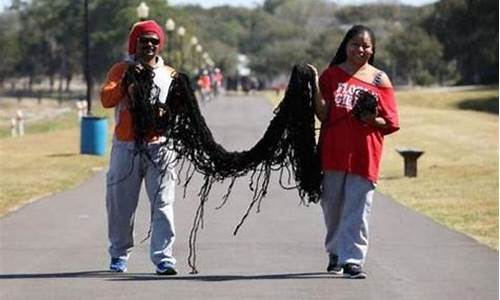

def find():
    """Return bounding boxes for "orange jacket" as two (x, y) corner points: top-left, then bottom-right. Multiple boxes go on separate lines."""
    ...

(100, 61), (175, 142)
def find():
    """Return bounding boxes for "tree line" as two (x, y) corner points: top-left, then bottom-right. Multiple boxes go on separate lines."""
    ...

(0, 0), (497, 91)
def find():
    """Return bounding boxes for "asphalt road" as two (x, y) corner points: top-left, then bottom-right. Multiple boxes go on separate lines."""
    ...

(0, 93), (497, 299)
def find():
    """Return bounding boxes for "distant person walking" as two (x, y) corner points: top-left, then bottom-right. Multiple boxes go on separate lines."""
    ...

(197, 70), (212, 103)
(309, 24), (399, 279)
(100, 20), (178, 276)
(211, 68), (224, 97)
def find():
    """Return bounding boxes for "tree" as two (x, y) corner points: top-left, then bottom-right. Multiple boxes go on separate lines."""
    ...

(306, 29), (344, 71)
(262, 0), (287, 14)
(387, 27), (444, 85)
(0, 11), (21, 87)
(424, 0), (499, 84)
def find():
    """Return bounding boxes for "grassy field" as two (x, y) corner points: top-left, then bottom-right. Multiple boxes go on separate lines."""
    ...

(0, 98), (111, 215)
(0, 87), (498, 250)
(0, 98), (76, 138)
(379, 87), (498, 249)
(266, 86), (499, 250)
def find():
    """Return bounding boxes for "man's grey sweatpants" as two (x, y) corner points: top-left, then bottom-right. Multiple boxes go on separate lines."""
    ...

(106, 140), (177, 266)
(321, 171), (375, 266)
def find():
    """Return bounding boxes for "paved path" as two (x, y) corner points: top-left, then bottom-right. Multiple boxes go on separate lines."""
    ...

(1, 94), (498, 299)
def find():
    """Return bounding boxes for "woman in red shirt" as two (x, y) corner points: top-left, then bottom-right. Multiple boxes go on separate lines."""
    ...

(310, 25), (399, 279)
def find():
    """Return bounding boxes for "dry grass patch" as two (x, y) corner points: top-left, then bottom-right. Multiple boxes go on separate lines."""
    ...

(0, 128), (109, 216)
(0, 99), (111, 216)
(380, 87), (498, 249)
(395, 86), (498, 112)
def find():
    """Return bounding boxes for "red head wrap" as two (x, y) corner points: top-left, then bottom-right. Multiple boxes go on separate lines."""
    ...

(128, 20), (166, 55)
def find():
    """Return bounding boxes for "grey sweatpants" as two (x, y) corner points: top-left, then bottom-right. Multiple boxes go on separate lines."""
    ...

(106, 140), (177, 266)
(321, 171), (375, 266)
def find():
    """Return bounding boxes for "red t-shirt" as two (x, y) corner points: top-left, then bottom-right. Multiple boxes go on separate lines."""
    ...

(198, 75), (211, 90)
(319, 66), (399, 182)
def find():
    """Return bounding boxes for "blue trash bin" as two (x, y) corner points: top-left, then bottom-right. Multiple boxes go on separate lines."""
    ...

(80, 116), (108, 156)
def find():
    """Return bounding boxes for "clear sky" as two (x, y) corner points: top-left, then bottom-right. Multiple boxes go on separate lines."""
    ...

(0, 0), (438, 12)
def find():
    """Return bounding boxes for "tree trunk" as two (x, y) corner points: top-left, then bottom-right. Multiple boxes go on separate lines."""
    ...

(407, 74), (413, 86)
(28, 75), (34, 92)
(58, 75), (64, 92)
(49, 75), (55, 93)
(65, 73), (72, 92)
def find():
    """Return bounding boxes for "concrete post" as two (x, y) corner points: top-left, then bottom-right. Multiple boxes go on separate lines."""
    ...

(16, 110), (24, 137)
(10, 118), (17, 137)
(396, 149), (424, 177)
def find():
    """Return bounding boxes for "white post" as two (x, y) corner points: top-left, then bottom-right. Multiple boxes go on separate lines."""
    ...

(81, 100), (88, 117)
(10, 118), (17, 137)
(76, 101), (84, 120)
(16, 110), (24, 136)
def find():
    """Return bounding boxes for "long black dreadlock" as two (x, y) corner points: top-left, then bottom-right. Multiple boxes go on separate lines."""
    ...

(122, 63), (322, 274)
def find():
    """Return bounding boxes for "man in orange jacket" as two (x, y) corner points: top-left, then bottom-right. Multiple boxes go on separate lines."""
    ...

(101, 20), (178, 275)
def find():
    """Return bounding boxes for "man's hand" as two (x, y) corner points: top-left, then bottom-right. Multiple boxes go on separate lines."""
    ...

(158, 107), (167, 117)
(127, 83), (135, 96)
(132, 62), (145, 75)
(122, 62), (145, 96)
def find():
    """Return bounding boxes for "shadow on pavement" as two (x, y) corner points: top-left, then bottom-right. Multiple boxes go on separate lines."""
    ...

(0, 271), (343, 281)
(111, 272), (340, 281)
(0, 271), (120, 279)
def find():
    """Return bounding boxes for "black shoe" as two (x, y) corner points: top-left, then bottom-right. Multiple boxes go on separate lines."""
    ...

(326, 254), (343, 275)
(343, 263), (367, 279)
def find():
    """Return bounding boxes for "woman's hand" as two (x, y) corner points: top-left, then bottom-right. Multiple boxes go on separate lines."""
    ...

(360, 106), (378, 123)
(361, 112), (387, 128)
(307, 64), (328, 122)
(361, 113), (376, 123)
(307, 64), (319, 86)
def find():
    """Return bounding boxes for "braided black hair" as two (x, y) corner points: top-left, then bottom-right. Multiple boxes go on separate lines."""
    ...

(352, 89), (378, 120)
(122, 63), (322, 274)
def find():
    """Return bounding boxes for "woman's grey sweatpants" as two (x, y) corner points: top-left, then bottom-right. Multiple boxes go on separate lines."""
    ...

(106, 140), (177, 266)
(321, 171), (375, 266)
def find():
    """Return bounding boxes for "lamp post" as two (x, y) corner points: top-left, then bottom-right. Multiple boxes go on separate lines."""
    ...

(195, 44), (203, 70)
(206, 58), (214, 67)
(190, 36), (198, 46)
(83, 0), (91, 115)
(177, 26), (185, 69)
(202, 52), (210, 70)
(137, 2), (149, 21)
(165, 18), (175, 60)
(190, 36), (198, 71)
(80, 0), (108, 156)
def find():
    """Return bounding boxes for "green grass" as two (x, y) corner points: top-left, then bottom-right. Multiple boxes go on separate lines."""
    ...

(0, 97), (110, 138)
(0, 112), (76, 138)
(394, 86), (498, 112)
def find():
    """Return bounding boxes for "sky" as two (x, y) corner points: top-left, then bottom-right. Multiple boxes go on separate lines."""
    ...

(0, 0), (439, 12)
